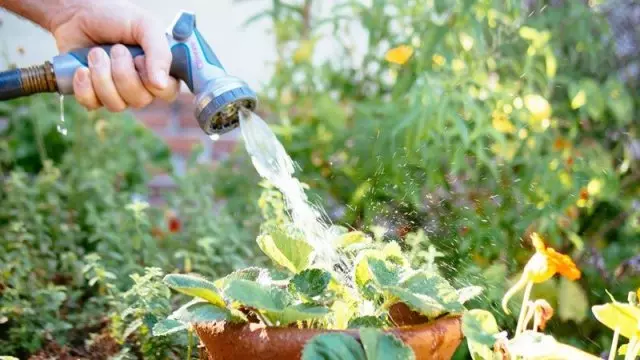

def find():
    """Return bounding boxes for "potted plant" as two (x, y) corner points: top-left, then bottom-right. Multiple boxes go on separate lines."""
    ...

(152, 190), (482, 360)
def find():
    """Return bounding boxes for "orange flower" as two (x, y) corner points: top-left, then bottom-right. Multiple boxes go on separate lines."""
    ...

(503, 233), (581, 315)
(385, 45), (414, 65)
(531, 233), (581, 281)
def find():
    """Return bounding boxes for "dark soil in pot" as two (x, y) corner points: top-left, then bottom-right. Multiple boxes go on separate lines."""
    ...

(194, 304), (463, 360)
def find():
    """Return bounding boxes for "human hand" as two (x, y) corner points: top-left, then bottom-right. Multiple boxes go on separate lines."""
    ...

(48, 0), (180, 111)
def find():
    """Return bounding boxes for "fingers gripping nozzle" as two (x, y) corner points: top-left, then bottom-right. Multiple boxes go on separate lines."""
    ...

(167, 11), (257, 135)
(0, 11), (257, 136)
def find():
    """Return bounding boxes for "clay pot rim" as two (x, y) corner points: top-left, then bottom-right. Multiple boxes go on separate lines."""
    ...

(194, 314), (462, 335)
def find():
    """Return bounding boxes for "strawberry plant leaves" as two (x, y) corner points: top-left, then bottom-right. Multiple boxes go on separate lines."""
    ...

(214, 267), (266, 289)
(360, 328), (415, 360)
(152, 319), (186, 337)
(347, 316), (389, 329)
(367, 258), (403, 287)
(257, 228), (313, 273)
(170, 299), (235, 324)
(386, 287), (447, 319)
(457, 286), (484, 304)
(163, 274), (225, 307)
(290, 269), (332, 298)
(280, 303), (330, 325)
(462, 309), (500, 360)
(334, 231), (371, 249)
(224, 279), (290, 312)
(400, 272), (464, 313)
(302, 333), (366, 360)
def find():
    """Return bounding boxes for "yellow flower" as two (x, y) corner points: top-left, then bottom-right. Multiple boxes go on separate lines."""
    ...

(524, 94), (552, 132)
(385, 45), (414, 65)
(492, 110), (516, 134)
(502, 233), (581, 314)
(592, 301), (640, 339)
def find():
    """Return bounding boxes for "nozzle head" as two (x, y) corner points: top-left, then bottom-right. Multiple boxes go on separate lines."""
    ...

(195, 76), (257, 135)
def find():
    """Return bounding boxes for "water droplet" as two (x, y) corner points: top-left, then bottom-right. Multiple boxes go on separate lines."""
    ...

(58, 95), (67, 136)
(209, 133), (220, 141)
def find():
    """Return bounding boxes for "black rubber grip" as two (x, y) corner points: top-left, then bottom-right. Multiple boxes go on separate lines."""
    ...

(68, 45), (145, 67)
(0, 68), (25, 101)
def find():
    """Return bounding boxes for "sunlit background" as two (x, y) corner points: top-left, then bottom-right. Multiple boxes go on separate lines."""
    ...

(0, 0), (638, 359)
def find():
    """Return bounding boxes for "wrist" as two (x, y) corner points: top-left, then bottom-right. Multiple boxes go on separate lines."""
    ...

(0, 0), (84, 32)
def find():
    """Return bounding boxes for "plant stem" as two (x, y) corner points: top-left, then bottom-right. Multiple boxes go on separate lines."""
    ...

(624, 337), (638, 360)
(608, 327), (619, 360)
(186, 328), (193, 360)
(515, 281), (533, 336)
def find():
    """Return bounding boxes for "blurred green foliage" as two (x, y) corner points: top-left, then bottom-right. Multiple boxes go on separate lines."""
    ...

(0, 96), (260, 358)
(223, 0), (639, 356)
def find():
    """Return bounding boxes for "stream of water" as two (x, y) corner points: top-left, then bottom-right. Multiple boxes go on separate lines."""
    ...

(238, 109), (350, 277)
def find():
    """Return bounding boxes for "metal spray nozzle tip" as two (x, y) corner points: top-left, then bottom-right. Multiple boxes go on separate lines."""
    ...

(195, 76), (257, 135)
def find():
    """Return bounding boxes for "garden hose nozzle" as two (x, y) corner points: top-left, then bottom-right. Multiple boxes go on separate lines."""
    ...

(0, 11), (258, 136)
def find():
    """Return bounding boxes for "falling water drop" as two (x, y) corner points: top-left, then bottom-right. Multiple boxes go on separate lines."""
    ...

(209, 133), (220, 142)
(57, 95), (68, 136)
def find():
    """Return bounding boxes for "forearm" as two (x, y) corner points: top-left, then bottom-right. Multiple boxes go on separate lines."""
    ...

(0, 0), (78, 32)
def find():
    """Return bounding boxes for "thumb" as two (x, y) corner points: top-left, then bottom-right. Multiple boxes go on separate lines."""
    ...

(133, 17), (171, 90)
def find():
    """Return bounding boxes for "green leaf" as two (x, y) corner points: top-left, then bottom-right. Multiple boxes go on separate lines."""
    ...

(386, 287), (448, 319)
(225, 279), (289, 312)
(334, 231), (371, 249)
(152, 319), (186, 337)
(569, 79), (605, 120)
(170, 299), (235, 324)
(360, 328), (415, 360)
(558, 278), (588, 323)
(400, 272), (464, 313)
(163, 274), (225, 307)
(347, 316), (389, 329)
(257, 228), (313, 273)
(462, 310), (500, 360)
(367, 258), (403, 288)
(280, 303), (330, 325)
(214, 267), (266, 289)
(290, 269), (332, 297)
(302, 333), (366, 360)
(605, 78), (634, 125)
(457, 286), (483, 304)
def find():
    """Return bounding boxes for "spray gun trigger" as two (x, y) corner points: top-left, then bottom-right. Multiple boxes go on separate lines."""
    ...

(172, 12), (196, 41)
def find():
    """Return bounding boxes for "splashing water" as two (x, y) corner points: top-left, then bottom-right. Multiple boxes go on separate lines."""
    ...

(239, 109), (348, 276)
(57, 95), (68, 136)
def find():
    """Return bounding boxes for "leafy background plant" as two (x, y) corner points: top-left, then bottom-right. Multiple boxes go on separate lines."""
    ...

(0, 0), (639, 358)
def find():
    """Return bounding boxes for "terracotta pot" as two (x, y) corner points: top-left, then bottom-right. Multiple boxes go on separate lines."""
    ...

(194, 305), (462, 360)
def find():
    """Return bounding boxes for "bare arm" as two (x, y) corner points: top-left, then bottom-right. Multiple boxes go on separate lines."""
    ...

(0, 0), (179, 111)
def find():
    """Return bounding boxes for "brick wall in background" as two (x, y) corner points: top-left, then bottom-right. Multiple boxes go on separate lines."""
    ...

(132, 90), (241, 205)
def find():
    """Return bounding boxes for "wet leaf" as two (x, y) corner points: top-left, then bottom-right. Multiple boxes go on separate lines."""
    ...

(163, 274), (225, 307)
(360, 328), (415, 360)
(152, 319), (186, 337)
(257, 228), (313, 273)
(386, 287), (447, 319)
(170, 299), (234, 324)
(280, 303), (330, 325)
(290, 269), (332, 298)
(368, 258), (403, 287)
(214, 267), (265, 289)
(457, 286), (484, 304)
(401, 271), (464, 313)
(334, 231), (371, 249)
(225, 279), (290, 312)
(302, 333), (366, 360)
(462, 309), (500, 360)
